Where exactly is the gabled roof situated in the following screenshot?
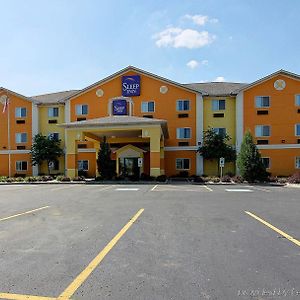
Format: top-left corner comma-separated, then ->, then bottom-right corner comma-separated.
236,69 -> 300,93
60,66 -> 201,102
31,90 -> 79,104
0,87 -> 37,103
184,82 -> 247,96
59,115 -> 169,138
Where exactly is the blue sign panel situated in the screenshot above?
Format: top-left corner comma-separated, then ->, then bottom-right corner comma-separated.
113,99 -> 127,115
122,75 -> 141,97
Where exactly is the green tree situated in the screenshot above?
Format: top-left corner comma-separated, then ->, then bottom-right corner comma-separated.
237,131 -> 268,182
197,127 -> 236,175
30,134 -> 64,175
97,136 -> 115,179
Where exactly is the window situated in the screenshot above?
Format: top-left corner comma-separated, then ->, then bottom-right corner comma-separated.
296,157 -> 300,169
141,101 -> 155,113
48,133 -> 59,141
16,133 -> 27,143
176,158 -> 190,170
295,95 -> 300,106
15,107 -> 27,118
177,100 -> 190,111
78,160 -> 89,171
213,128 -> 227,137
76,104 -> 88,115
255,125 -> 270,137
296,124 -> 300,136
256,96 -> 270,108
16,161 -> 27,171
261,157 -> 270,169
48,107 -> 59,117
212,99 -> 225,111
176,128 -> 191,139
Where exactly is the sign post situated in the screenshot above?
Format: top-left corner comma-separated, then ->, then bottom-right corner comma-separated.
219,157 -> 225,178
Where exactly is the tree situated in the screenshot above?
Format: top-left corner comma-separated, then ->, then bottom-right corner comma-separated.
30,134 -> 64,175
237,131 -> 268,182
198,127 -> 236,166
97,136 -> 115,179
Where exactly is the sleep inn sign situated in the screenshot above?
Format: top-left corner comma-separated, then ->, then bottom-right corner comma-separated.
122,75 -> 140,96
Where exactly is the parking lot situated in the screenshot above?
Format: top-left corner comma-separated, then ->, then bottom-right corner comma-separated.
0,183 -> 299,300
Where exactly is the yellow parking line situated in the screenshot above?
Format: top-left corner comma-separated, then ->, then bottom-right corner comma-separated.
58,208 -> 144,299
0,293 -> 57,300
0,206 -> 50,222
245,211 -> 300,247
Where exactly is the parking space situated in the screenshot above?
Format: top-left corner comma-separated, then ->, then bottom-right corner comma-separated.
0,183 -> 299,299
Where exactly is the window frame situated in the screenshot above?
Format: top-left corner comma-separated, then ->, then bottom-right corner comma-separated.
141,101 -> 155,113
295,124 -> 300,136
212,99 -> 226,111
176,100 -> 190,112
261,157 -> 271,169
176,127 -> 191,139
78,160 -> 89,171
15,133 -> 27,143
295,95 -> 300,106
76,104 -> 88,116
296,157 -> 300,169
48,107 -> 59,117
255,96 -> 271,108
213,127 -> 227,137
255,125 -> 271,137
48,132 -> 60,141
16,161 -> 28,171
175,158 -> 190,170
15,107 -> 27,118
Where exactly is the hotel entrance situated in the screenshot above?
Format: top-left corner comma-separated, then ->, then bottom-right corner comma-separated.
119,157 -> 140,178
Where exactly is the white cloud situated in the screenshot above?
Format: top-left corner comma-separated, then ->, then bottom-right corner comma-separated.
201,59 -> 209,66
186,60 -> 199,69
214,76 -> 226,82
184,14 -> 219,26
154,27 -> 216,49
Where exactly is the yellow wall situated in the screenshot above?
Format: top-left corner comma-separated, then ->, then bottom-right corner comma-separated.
203,96 -> 236,175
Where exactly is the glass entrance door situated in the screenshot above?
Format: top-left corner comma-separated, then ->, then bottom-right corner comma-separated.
119,157 -> 139,178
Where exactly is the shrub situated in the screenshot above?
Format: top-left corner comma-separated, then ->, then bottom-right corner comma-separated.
232,175 -> 244,183
140,173 -> 154,181
56,175 -> 71,182
41,175 -> 53,182
193,176 -> 204,183
225,172 -> 235,177
221,175 -> 232,183
14,177 -> 25,182
156,175 -> 167,182
72,176 -> 85,181
25,176 -> 38,182
288,172 -> 300,184
0,176 -> 7,182
278,177 -> 288,184
268,176 -> 278,183
178,171 -> 189,178
14,173 -> 26,178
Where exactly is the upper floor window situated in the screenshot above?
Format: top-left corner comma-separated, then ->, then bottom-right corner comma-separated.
48,133 -> 59,141
15,107 -> 27,118
177,100 -> 190,111
141,101 -> 155,113
76,104 -> 88,115
213,127 -> 227,137
78,160 -> 89,171
255,96 -> 270,108
16,133 -> 27,143
255,125 -> 270,137
295,95 -> 300,106
176,128 -> 191,139
16,161 -> 28,171
48,107 -> 59,117
261,157 -> 270,169
296,124 -> 300,136
176,158 -> 190,170
212,99 -> 225,111
296,157 -> 300,169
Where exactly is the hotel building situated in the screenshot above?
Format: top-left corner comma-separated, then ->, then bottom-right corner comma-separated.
0,66 -> 299,178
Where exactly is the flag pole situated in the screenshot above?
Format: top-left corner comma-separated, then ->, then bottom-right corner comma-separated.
7,95 -> 11,178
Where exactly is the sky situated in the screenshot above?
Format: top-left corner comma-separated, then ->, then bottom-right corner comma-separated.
0,0 -> 299,96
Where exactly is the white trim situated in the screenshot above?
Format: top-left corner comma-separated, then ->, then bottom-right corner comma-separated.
77,148 -> 97,153
165,146 -> 198,151
196,93 -> 203,175
257,144 -> 300,149
0,150 -> 31,154
65,100 -> 70,123
236,92 -> 244,152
